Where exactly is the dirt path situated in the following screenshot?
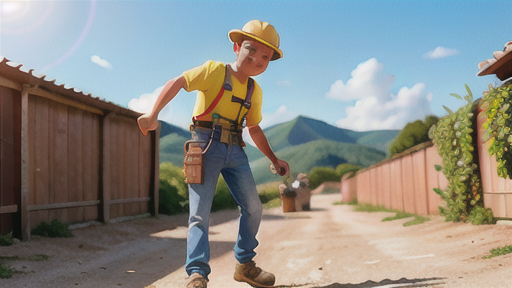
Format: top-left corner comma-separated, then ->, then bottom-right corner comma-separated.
1,193 -> 511,288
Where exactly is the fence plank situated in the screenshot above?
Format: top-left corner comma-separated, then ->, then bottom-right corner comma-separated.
126,118 -> 140,216
0,87 -> 14,235
82,112 -> 100,221
138,127 -> 151,213
381,165 -> 391,209
426,146 -> 443,215
402,155 -> 416,214
102,114 -> 112,223
49,102 -> 69,222
389,159 -> 404,211
67,107 -> 84,222
412,150 -> 428,215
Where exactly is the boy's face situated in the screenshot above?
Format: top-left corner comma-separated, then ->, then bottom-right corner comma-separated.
234,39 -> 274,77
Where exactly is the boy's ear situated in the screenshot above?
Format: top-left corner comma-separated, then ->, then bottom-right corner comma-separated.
233,42 -> 241,53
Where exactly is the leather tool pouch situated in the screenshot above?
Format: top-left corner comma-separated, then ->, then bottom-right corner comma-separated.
184,142 -> 204,184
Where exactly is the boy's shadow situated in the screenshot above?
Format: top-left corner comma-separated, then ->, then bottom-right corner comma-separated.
275,277 -> 446,288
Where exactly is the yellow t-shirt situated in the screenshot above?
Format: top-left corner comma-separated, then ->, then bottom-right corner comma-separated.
182,60 -> 262,127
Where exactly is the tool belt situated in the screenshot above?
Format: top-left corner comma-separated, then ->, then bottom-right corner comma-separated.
192,121 -> 245,147
184,121 -> 245,184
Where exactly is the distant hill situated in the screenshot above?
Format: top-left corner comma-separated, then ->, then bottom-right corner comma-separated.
250,139 -> 387,184
264,116 -> 399,154
157,116 -> 398,184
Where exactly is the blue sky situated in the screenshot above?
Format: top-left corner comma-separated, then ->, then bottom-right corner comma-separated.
1,0 -> 511,131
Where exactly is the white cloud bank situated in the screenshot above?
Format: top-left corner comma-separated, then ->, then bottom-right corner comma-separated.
326,58 -> 432,131
423,46 -> 459,59
91,55 -> 112,69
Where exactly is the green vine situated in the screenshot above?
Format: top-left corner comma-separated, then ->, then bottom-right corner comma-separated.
480,81 -> 512,179
429,85 -> 494,225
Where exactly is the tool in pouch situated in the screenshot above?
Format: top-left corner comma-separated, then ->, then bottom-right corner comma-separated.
183,64 -> 254,184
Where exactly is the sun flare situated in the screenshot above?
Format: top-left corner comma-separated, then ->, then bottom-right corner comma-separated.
1,0 -> 30,22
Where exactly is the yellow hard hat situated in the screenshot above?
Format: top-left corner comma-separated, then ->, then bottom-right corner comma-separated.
228,20 -> 283,61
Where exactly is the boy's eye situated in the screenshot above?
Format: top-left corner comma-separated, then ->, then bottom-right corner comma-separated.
244,45 -> 256,54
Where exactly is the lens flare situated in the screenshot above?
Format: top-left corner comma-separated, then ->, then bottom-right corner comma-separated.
1,0 -> 30,22
42,0 -> 96,72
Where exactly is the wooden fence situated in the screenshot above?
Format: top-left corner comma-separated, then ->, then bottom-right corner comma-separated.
342,103 -> 512,219
0,58 -> 160,240
342,142 -> 447,215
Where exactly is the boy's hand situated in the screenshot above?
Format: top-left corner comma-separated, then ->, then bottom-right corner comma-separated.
137,114 -> 159,136
272,159 -> 290,176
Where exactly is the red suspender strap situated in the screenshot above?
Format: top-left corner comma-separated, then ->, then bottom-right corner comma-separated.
192,85 -> 225,122
192,65 -> 232,122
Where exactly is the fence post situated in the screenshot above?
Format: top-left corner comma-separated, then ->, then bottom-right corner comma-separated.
101,113 -> 112,223
20,84 -> 30,240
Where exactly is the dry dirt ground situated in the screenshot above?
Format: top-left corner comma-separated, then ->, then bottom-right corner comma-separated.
1,193 -> 511,288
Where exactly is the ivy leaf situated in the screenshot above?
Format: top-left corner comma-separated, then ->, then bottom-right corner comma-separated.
443,105 -> 454,115
433,188 -> 444,196
465,84 -> 473,102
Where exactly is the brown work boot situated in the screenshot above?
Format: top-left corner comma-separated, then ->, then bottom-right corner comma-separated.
187,273 -> 207,288
234,260 -> 275,287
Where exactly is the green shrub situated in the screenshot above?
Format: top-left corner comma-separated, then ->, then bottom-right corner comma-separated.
159,162 -> 189,215
258,185 -> 280,205
308,167 -> 339,189
335,164 -> 361,179
480,81 -> 512,179
31,219 -> 73,238
429,85 -> 494,225
389,115 -> 439,157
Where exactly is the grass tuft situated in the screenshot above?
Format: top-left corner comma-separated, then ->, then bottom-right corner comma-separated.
483,245 -> 512,259
355,203 -> 430,226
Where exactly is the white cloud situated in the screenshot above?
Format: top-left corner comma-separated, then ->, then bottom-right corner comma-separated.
327,58 -> 433,131
91,55 -> 112,69
260,105 -> 298,129
128,85 -> 193,129
326,58 -> 394,101
423,47 -> 459,59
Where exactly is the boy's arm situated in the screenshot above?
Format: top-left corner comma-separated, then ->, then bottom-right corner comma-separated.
137,75 -> 187,136
248,124 -> 289,176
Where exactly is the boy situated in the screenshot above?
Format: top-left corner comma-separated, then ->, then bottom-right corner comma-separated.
137,20 -> 289,288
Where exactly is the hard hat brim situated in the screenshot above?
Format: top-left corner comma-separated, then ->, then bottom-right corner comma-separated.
228,29 -> 283,61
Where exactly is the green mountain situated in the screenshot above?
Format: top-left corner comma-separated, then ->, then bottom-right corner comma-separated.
264,115 -> 399,154
250,139 -> 387,184
157,116 -> 397,184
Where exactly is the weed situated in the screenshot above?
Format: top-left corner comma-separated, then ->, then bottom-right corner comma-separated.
31,219 -> 73,238
1,254 -> 50,262
0,231 -> 15,246
0,263 -> 14,279
355,203 -> 430,226
0,254 -> 50,279
482,245 -> 512,259
333,199 -> 358,206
